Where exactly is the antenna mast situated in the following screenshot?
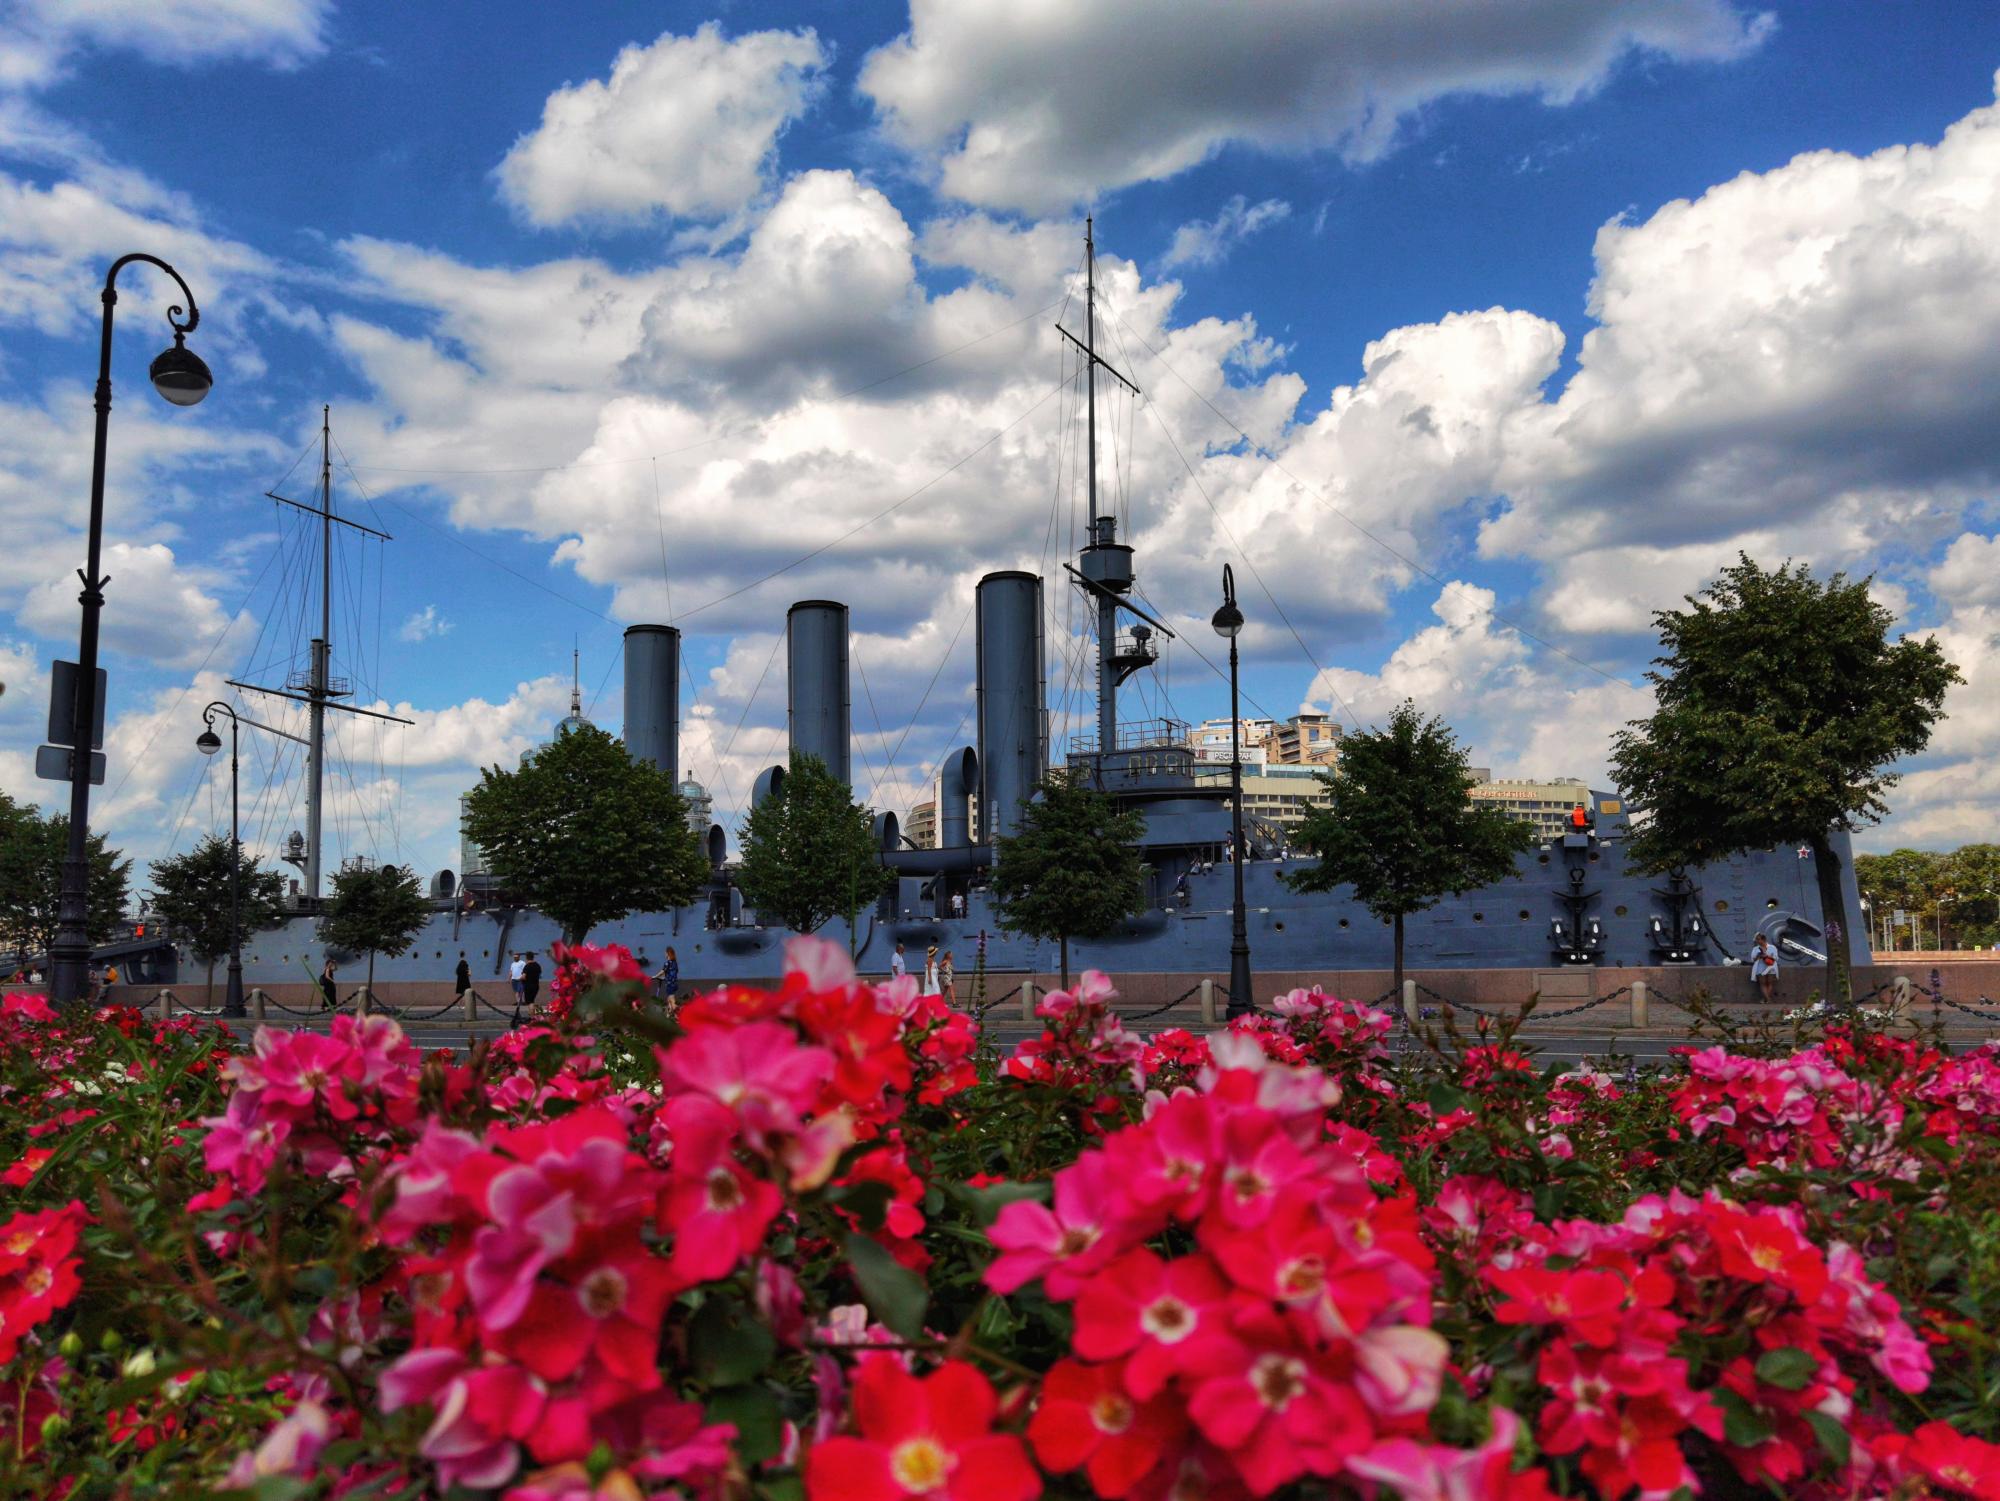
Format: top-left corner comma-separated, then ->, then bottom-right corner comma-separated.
1059,221 -> 1150,761
232,407 -> 410,901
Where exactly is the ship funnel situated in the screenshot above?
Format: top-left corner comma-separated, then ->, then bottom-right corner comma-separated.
874,810 -> 901,852
622,624 -> 679,784
976,571 -> 1046,843
787,600 -> 851,788
937,745 -> 978,848
752,764 -> 787,810
706,824 -> 727,867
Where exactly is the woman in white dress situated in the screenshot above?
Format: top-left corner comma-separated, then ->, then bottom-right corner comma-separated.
921,945 -> 940,996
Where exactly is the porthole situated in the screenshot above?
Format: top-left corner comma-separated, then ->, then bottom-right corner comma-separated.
1274,921 -> 1285,932
1714,900 -> 1729,913
1518,910 -> 1531,921
282,955 -> 289,964
1588,850 -> 1600,862
1614,905 -> 1628,917
1338,918 -> 1349,929
1766,898 -> 1779,909
1473,912 -> 1485,922
1537,853 -> 1550,865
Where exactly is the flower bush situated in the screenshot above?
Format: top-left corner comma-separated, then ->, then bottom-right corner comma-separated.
4,950 -> 2000,1499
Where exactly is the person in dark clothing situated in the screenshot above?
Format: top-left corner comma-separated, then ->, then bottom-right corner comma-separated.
522,954 -> 543,1010
453,952 -> 471,999
654,947 -> 680,1006
319,958 -> 338,1011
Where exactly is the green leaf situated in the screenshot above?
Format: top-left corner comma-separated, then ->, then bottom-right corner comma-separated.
1754,1346 -> 1818,1392
706,1385 -> 784,1465
1805,1410 -> 1851,1467
1531,1181 -> 1567,1221
946,1179 -> 1051,1228
1717,1389 -> 1774,1448
825,1179 -> 896,1234
689,1295 -> 777,1387
1427,1082 -> 1468,1115
846,1232 -> 929,1339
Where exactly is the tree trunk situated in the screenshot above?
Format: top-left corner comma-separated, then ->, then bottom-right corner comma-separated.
366,949 -> 376,1014
1810,836 -> 1853,1008
1392,912 -> 1405,1002
1059,934 -> 1070,991
205,958 -> 215,1010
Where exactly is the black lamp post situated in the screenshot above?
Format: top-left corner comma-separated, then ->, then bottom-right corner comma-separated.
1213,566 -> 1253,1019
49,255 -> 211,1008
195,703 -> 244,1019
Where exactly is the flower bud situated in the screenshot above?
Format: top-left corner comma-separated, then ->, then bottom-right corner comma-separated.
120,1348 -> 156,1379
39,1413 -> 68,1444
57,1332 -> 83,1359
98,1330 -> 123,1353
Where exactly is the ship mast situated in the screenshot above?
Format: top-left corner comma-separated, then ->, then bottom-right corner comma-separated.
1060,221 -> 1167,762
232,407 -> 410,901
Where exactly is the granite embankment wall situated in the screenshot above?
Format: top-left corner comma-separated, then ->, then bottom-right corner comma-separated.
99,958 -> 1999,1020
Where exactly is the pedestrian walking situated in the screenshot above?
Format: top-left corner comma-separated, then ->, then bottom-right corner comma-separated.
654,947 -> 680,1007
522,954 -> 543,1011
891,942 -> 907,981
940,949 -> 956,1007
1750,933 -> 1779,1002
921,944 -> 940,996
453,952 -> 471,1000
510,953 -> 527,1004
318,958 -> 338,1011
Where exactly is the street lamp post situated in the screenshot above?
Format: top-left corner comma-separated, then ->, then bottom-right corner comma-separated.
195,705 -> 244,1018
49,255 -> 212,1007
1212,566 -> 1253,1019
195,703 -> 308,1019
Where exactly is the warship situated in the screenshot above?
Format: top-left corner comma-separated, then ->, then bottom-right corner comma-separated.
104,227 -> 1858,994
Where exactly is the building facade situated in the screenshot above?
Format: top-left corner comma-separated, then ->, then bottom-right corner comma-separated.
1467,774 -> 1593,840
905,799 -> 937,850
679,778 -> 713,835
1193,762 -> 1334,831
1269,711 -> 1341,766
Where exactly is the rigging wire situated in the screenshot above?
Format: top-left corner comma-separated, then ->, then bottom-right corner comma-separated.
344,298 -> 1064,476
852,643 -> 893,806
1105,312 -> 1366,734
1109,307 -> 1645,696
709,631 -> 785,830
884,602 -> 973,784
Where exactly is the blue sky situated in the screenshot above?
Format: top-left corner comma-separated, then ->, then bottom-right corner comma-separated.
2,0 -> 1998,884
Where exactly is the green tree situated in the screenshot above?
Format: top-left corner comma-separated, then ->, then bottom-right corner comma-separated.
0,789 -> 131,963
1285,701 -> 1531,996
319,859 -> 431,1003
1853,848 -> 1945,951
1940,843 -> 2000,950
735,752 -> 886,940
461,722 -> 708,944
1610,555 -> 1959,1004
147,836 -> 290,1006
990,770 -> 1145,987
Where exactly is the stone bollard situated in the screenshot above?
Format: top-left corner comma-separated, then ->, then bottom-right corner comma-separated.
1199,978 -> 1217,1027
1021,980 -> 1038,1022
1630,980 -> 1649,1029
464,986 -> 478,1024
354,986 -> 370,1018
1401,979 -> 1418,1026
250,988 -> 267,1021
156,988 -> 172,1021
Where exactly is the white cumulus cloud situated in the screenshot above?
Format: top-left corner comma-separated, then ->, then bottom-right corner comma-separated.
861,0 -> 1770,212
496,23 -> 828,227
398,605 -> 453,642
1160,196 -> 1291,271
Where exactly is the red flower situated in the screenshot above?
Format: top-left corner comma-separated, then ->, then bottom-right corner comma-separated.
658,1097 -> 782,1286
1183,1315 -> 1372,1494
1072,1249 -> 1237,1400
490,1231 -> 679,1389
1489,1265 -> 1632,1346
1707,1202 -> 1827,1305
1907,1421 -> 2000,1499
808,1355 -> 1039,1501
1028,1359 -> 1177,1498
